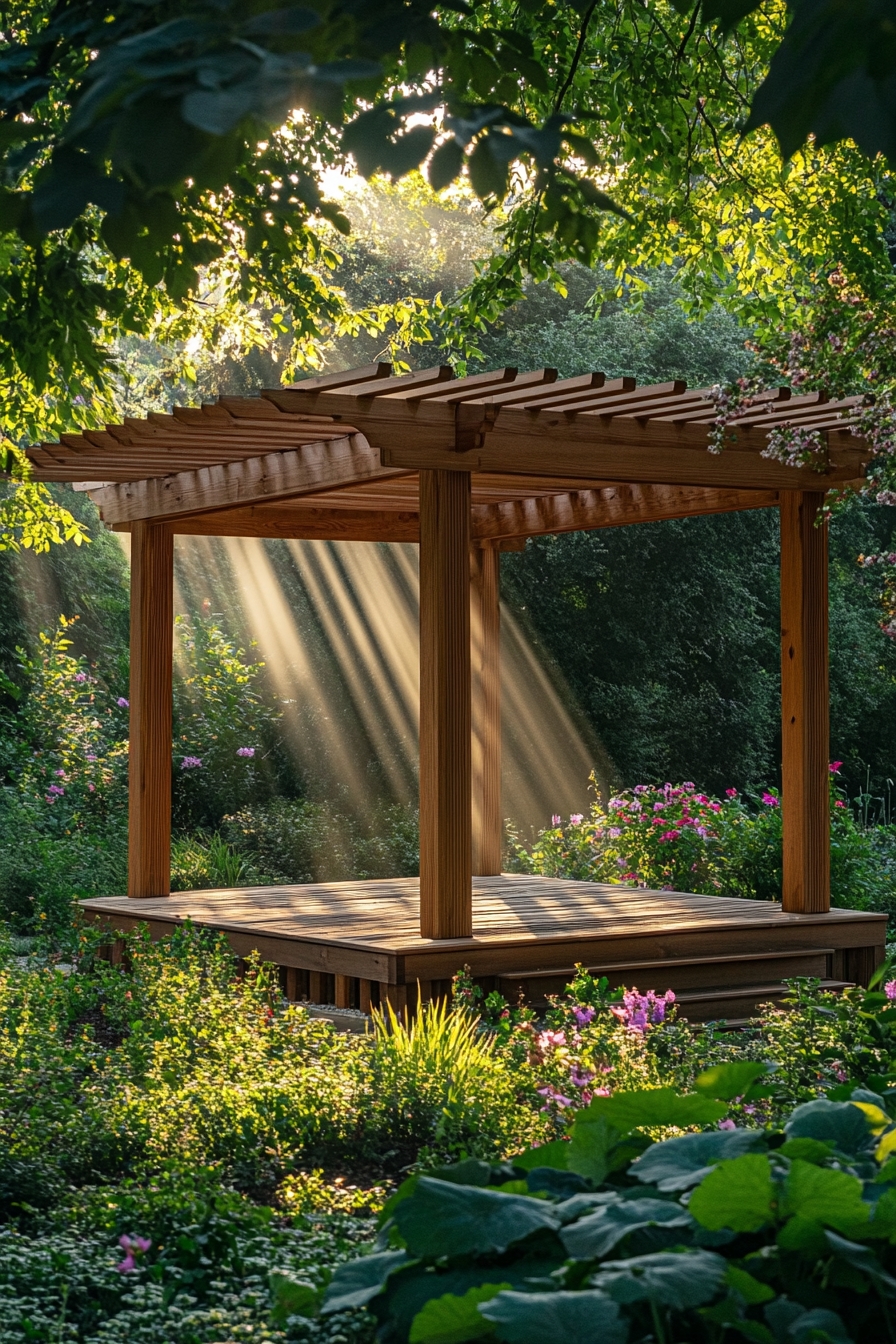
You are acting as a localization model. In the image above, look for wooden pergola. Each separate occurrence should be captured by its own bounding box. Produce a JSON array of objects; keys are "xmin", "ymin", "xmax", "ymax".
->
[{"xmin": 28, "ymin": 363, "xmax": 887, "ymax": 1016}]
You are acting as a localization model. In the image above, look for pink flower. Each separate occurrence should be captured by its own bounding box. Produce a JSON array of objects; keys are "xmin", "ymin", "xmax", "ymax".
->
[
  {"xmin": 885, "ymin": 980, "xmax": 896, "ymax": 1000},
  {"xmin": 569, "ymin": 814, "xmax": 584, "ymax": 826},
  {"xmin": 659, "ymin": 829, "xmax": 680, "ymax": 842},
  {"xmin": 761, "ymin": 792, "xmax": 779, "ymax": 807},
  {"xmin": 829, "ymin": 761, "xmax": 843, "ymax": 773},
  {"xmin": 538, "ymin": 1030, "xmax": 567, "ymax": 1050},
  {"xmin": 236, "ymin": 746, "xmax": 255, "ymax": 758},
  {"xmin": 116, "ymin": 1234, "xmax": 151, "ymax": 1273},
  {"xmin": 834, "ymin": 800, "xmax": 845, "ymax": 809},
  {"xmin": 725, "ymin": 788, "xmax": 738, "ymax": 798},
  {"xmin": 551, "ymin": 814, "xmax": 562, "ymax": 826},
  {"xmin": 117, "ymin": 697, "xmax": 129, "ymax": 708},
  {"xmin": 180, "ymin": 756, "xmax": 202, "ymax": 769},
  {"xmin": 54, "ymin": 769, "xmax": 66, "ymax": 777},
  {"xmin": 74, "ymin": 671, "xmax": 88, "ymax": 683},
  {"xmin": 88, "ymin": 783, "xmax": 95, "ymax": 792},
  {"xmin": 718, "ymin": 1118, "xmax": 737, "ymax": 1131}
]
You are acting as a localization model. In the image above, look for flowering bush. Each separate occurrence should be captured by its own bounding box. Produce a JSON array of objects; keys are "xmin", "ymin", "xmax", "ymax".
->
[{"xmin": 510, "ymin": 769, "xmax": 894, "ymax": 911}]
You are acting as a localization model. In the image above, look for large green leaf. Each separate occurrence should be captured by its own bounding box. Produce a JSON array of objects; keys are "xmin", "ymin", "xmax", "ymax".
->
[
  {"xmin": 592, "ymin": 1249, "xmax": 728, "ymax": 1309},
  {"xmin": 784, "ymin": 1100, "xmax": 873, "ymax": 1153},
  {"xmin": 823, "ymin": 1230, "xmax": 896, "ymax": 1293},
  {"xmin": 787, "ymin": 1308, "xmax": 853, "ymax": 1344},
  {"xmin": 631, "ymin": 1128, "xmax": 768, "ymax": 1192},
  {"xmin": 479, "ymin": 1289, "xmax": 627, "ymax": 1344},
  {"xmin": 567, "ymin": 1115, "xmax": 623, "ymax": 1184},
  {"xmin": 576, "ymin": 1089, "xmax": 728, "ymax": 1134},
  {"xmin": 269, "ymin": 1272, "xmax": 318, "ymax": 1323},
  {"xmin": 781, "ymin": 1160, "xmax": 869, "ymax": 1235},
  {"xmin": 688, "ymin": 1154, "xmax": 776, "ymax": 1233},
  {"xmin": 393, "ymin": 1178, "xmax": 560, "ymax": 1258},
  {"xmin": 561, "ymin": 1196, "xmax": 694, "ymax": 1260},
  {"xmin": 322, "ymin": 1250, "xmax": 411, "ymax": 1314},
  {"xmin": 512, "ymin": 1139, "xmax": 570, "ymax": 1172},
  {"xmin": 694, "ymin": 1062, "xmax": 772, "ymax": 1101},
  {"xmin": 409, "ymin": 1283, "xmax": 510, "ymax": 1344}
]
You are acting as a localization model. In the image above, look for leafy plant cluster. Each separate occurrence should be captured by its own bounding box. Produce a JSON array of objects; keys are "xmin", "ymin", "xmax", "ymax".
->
[
  {"xmin": 316, "ymin": 1064, "xmax": 896, "ymax": 1344},
  {"xmin": 509, "ymin": 775, "xmax": 895, "ymax": 918}
]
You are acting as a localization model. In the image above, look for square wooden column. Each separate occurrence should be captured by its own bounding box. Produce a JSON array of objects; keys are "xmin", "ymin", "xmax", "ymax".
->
[
  {"xmin": 471, "ymin": 543, "xmax": 502, "ymax": 875},
  {"xmin": 419, "ymin": 469, "xmax": 473, "ymax": 938},
  {"xmin": 780, "ymin": 492, "xmax": 830, "ymax": 913},
  {"xmin": 128, "ymin": 521, "xmax": 174, "ymax": 899}
]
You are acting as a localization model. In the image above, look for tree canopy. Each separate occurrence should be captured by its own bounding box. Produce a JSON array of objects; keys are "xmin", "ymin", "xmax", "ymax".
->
[{"xmin": 2, "ymin": 0, "xmax": 896, "ymax": 548}]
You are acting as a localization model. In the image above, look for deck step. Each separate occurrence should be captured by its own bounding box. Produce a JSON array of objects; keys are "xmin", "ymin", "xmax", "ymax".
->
[
  {"xmin": 673, "ymin": 979, "xmax": 853, "ymax": 1022},
  {"xmin": 497, "ymin": 947, "xmax": 836, "ymax": 1000}
]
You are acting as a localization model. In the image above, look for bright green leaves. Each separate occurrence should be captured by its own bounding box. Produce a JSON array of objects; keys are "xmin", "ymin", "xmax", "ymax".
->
[
  {"xmin": 592, "ymin": 1249, "xmax": 729, "ymax": 1310},
  {"xmin": 393, "ymin": 1178, "xmax": 560, "ymax": 1258},
  {"xmin": 694, "ymin": 1062, "xmax": 774, "ymax": 1103},
  {"xmin": 409, "ymin": 1283, "xmax": 511, "ymax": 1343},
  {"xmin": 565, "ymin": 1087, "xmax": 728, "ymax": 1185},
  {"xmin": 269, "ymin": 1271, "xmax": 318, "ymax": 1323},
  {"xmin": 689, "ymin": 1155, "xmax": 777, "ymax": 1233},
  {"xmin": 480, "ymin": 1289, "xmax": 627, "ymax": 1344}
]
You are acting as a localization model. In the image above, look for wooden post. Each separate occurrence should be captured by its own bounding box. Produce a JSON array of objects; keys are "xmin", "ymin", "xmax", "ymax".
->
[
  {"xmin": 780, "ymin": 492, "xmax": 830, "ymax": 914},
  {"xmin": 471, "ymin": 543, "xmax": 502, "ymax": 875},
  {"xmin": 419, "ymin": 469, "xmax": 473, "ymax": 938},
  {"xmin": 128, "ymin": 522, "xmax": 173, "ymax": 898}
]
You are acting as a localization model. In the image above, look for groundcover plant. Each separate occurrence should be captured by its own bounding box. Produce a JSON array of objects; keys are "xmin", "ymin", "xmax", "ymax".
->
[{"xmin": 315, "ymin": 1066, "xmax": 896, "ymax": 1344}]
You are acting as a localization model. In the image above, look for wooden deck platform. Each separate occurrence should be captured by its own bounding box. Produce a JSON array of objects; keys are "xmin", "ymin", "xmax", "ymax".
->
[{"xmin": 82, "ymin": 875, "xmax": 888, "ymax": 1021}]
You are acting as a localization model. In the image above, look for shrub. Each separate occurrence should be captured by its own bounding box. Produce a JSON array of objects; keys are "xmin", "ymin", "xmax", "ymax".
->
[
  {"xmin": 320, "ymin": 1065, "xmax": 896, "ymax": 1344},
  {"xmin": 221, "ymin": 797, "xmax": 419, "ymax": 884},
  {"xmin": 510, "ymin": 773, "xmax": 894, "ymax": 912}
]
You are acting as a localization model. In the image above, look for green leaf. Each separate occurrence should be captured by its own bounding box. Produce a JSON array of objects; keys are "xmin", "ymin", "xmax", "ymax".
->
[
  {"xmin": 823, "ymin": 1230, "xmax": 896, "ymax": 1292},
  {"xmin": 322, "ymin": 1250, "xmax": 411, "ymax": 1314},
  {"xmin": 784, "ymin": 1100, "xmax": 873, "ymax": 1154},
  {"xmin": 631, "ymin": 1128, "xmax": 768, "ymax": 1192},
  {"xmin": 688, "ymin": 1154, "xmax": 776, "ymax": 1233},
  {"xmin": 726, "ymin": 1265, "xmax": 775, "ymax": 1305},
  {"xmin": 428, "ymin": 139, "xmax": 465, "ymax": 191},
  {"xmin": 468, "ymin": 137, "xmax": 510, "ymax": 201},
  {"xmin": 781, "ymin": 1160, "xmax": 869, "ymax": 1235},
  {"xmin": 694, "ymin": 1062, "xmax": 771, "ymax": 1101},
  {"xmin": 778, "ymin": 1138, "xmax": 835, "ymax": 1164},
  {"xmin": 592, "ymin": 1249, "xmax": 728, "ymax": 1309},
  {"xmin": 393, "ymin": 1178, "xmax": 560, "ymax": 1258},
  {"xmin": 269, "ymin": 1272, "xmax": 318, "ymax": 1323},
  {"xmin": 512, "ymin": 1139, "xmax": 569, "ymax": 1172},
  {"xmin": 409, "ymin": 1283, "xmax": 509, "ymax": 1343},
  {"xmin": 567, "ymin": 1115, "xmax": 622, "ymax": 1184},
  {"xmin": 788, "ymin": 1307, "xmax": 852, "ymax": 1344},
  {"xmin": 776, "ymin": 1215, "xmax": 828, "ymax": 1255},
  {"xmin": 576, "ymin": 1089, "xmax": 727, "ymax": 1136},
  {"xmin": 479, "ymin": 1289, "xmax": 627, "ymax": 1344},
  {"xmin": 561, "ymin": 1196, "xmax": 694, "ymax": 1260}
]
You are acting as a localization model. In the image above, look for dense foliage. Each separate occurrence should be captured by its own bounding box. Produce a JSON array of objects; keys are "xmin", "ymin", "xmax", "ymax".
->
[{"xmin": 324, "ymin": 1068, "xmax": 896, "ymax": 1344}]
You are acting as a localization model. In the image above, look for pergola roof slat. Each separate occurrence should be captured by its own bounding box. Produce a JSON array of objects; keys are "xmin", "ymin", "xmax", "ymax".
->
[{"xmin": 22, "ymin": 363, "xmax": 872, "ymax": 525}]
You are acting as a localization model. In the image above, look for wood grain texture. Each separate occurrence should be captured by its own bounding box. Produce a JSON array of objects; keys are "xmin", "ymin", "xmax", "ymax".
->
[
  {"xmin": 419, "ymin": 470, "xmax": 473, "ymax": 938},
  {"xmin": 780, "ymin": 493, "xmax": 830, "ymax": 914},
  {"xmin": 91, "ymin": 437, "xmax": 405, "ymax": 523},
  {"xmin": 165, "ymin": 505, "xmax": 420, "ymax": 541},
  {"xmin": 471, "ymin": 544, "xmax": 502, "ymax": 875},
  {"xmin": 128, "ymin": 522, "xmax": 173, "ymax": 898},
  {"xmin": 81, "ymin": 875, "xmax": 887, "ymax": 995}
]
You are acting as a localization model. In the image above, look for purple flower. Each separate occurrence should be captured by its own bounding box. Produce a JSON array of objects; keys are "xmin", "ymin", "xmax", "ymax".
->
[
  {"xmin": 74, "ymin": 672, "xmax": 88, "ymax": 683},
  {"xmin": 180, "ymin": 756, "xmax": 202, "ymax": 770},
  {"xmin": 116, "ymin": 1233, "xmax": 151, "ymax": 1273},
  {"xmin": 117, "ymin": 697, "xmax": 129, "ymax": 708},
  {"xmin": 885, "ymin": 980, "xmax": 896, "ymax": 1000},
  {"xmin": 607, "ymin": 826, "xmax": 621, "ymax": 839},
  {"xmin": 718, "ymin": 1118, "xmax": 737, "ymax": 1131},
  {"xmin": 536, "ymin": 1085, "xmax": 574, "ymax": 1109},
  {"xmin": 47, "ymin": 784, "xmax": 64, "ymax": 796},
  {"xmin": 570, "ymin": 1064, "xmax": 595, "ymax": 1089},
  {"xmin": 236, "ymin": 746, "xmax": 256, "ymax": 758},
  {"xmin": 761, "ymin": 792, "xmax": 779, "ymax": 807},
  {"xmin": 572, "ymin": 1005, "xmax": 595, "ymax": 1028}
]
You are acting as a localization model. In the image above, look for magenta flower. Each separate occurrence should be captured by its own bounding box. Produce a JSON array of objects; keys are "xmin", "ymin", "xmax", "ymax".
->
[
  {"xmin": 74, "ymin": 671, "xmax": 88, "ymax": 683},
  {"xmin": 885, "ymin": 980, "xmax": 896, "ymax": 1000},
  {"xmin": 761, "ymin": 792, "xmax": 779, "ymax": 807},
  {"xmin": 117, "ymin": 697, "xmax": 129, "ymax": 708},
  {"xmin": 829, "ymin": 761, "xmax": 843, "ymax": 773},
  {"xmin": 236, "ymin": 746, "xmax": 255, "ymax": 758},
  {"xmin": 116, "ymin": 1233, "xmax": 151, "ymax": 1273},
  {"xmin": 659, "ymin": 829, "xmax": 681, "ymax": 842},
  {"xmin": 725, "ymin": 788, "xmax": 738, "ymax": 797},
  {"xmin": 180, "ymin": 756, "xmax": 202, "ymax": 770},
  {"xmin": 536, "ymin": 1084, "xmax": 574, "ymax": 1109}
]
